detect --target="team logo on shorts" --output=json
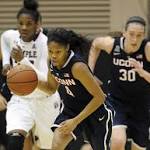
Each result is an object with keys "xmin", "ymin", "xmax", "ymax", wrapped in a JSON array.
[{"xmin": 54, "ymin": 102, "xmax": 59, "ymax": 109}]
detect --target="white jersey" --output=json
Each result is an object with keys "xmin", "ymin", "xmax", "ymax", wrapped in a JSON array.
[
  {"xmin": 1, "ymin": 29, "xmax": 49, "ymax": 99},
  {"xmin": 1, "ymin": 29, "xmax": 61, "ymax": 149}
]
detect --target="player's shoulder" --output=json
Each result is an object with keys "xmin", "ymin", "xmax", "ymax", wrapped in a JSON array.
[
  {"xmin": 2, "ymin": 29, "xmax": 19, "ymax": 36},
  {"xmin": 94, "ymin": 36, "xmax": 114, "ymax": 44},
  {"xmin": 145, "ymin": 39, "xmax": 150, "ymax": 47},
  {"xmin": 143, "ymin": 39, "xmax": 150, "ymax": 53},
  {"xmin": 35, "ymin": 32, "xmax": 48, "ymax": 51},
  {"xmin": 92, "ymin": 36, "xmax": 115, "ymax": 53},
  {"xmin": 1, "ymin": 29, "xmax": 19, "ymax": 39},
  {"xmin": 36, "ymin": 31, "xmax": 48, "ymax": 42},
  {"xmin": 144, "ymin": 39, "xmax": 150, "ymax": 61}
]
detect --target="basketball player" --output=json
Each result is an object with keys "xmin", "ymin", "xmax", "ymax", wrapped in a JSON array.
[
  {"xmin": 38, "ymin": 28, "xmax": 113, "ymax": 150},
  {"xmin": 0, "ymin": 46, "xmax": 33, "ymax": 150},
  {"xmin": 1, "ymin": 0, "xmax": 61, "ymax": 149},
  {"xmin": 88, "ymin": 16, "xmax": 150, "ymax": 150}
]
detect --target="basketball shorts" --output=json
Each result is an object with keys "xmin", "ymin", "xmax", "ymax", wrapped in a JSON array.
[
  {"xmin": 6, "ymin": 91, "xmax": 61, "ymax": 149},
  {"xmin": 108, "ymin": 95, "xmax": 150, "ymax": 148},
  {"xmin": 51, "ymin": 103, "xmax": 113, "ymax": 150}
]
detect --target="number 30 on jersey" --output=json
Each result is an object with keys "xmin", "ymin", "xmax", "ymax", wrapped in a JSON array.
[{"xmin": 119, "ymin": 69, "xmax": 136, "ymax": 82}]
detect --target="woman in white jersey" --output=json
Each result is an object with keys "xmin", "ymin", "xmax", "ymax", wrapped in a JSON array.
[{"xmin": 1, "ymin": 0, "xmax": 61, "ymax": 149}]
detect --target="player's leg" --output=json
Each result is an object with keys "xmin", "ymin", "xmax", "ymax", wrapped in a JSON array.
[
  {"xmin": 7, "ymin": 130, "xmax": 26, "ymax": 150},
  {"xmin": 111, "ymin": 126, "xmax": 127, "ymax": 150},
  {"xmin": 32, "ymin": 91, "xmax": 61, "ymax": 149},
  {"xmin": 128, "ymin": 101, "xmax": 149, "ymax": 150},
  {"xmin": 32, "ymin": 144, "xmax": 40, "ymax": 150},
  {"xmin": 131, "ymin": 142, "xmax": 146, "ymax": 150},
  {"xmin": 86, "ymin": 104, "xmax": 113, "ymax": 150},
  {"xmin": 80, "ymin": 142, "xmax": 93, "ymax": 150},
  {"xmin": 65, "ymin": 134, "xmax": 85, "ymax": 150},
  {"xmin": 51, "ymin": 111, "xmax": 83, "ymax": 150},
  {"xmin": 7, "ymin": 130, "xmax": 36, "ymax": 150},
  {"xmin": 52, "ymin": 127, "xmax": 73, "ymax": 150},
  {"xmin": 107, "ymin": 96, "xmax": 128, "ymax": 150},
  {"xmin": 6, "ymin": 96, "xmax": 34, "ymax": 150},
  {"xmin": 129, "ymin": 120, "xmax": 148, "ymax": 150},
  {"xmin": 23, "ymin": 133, "xmax": 33, "ymax": 150}
]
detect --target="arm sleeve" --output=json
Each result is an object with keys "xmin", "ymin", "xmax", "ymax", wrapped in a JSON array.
[
  {"xmin": 20, "ymin": 57, "xmax": 47, "ymax": 81},
  {"xmin": 1, "ymin": 31, "xmax": 11, "ymax": 66},
  {"xmin": 37, "ymin": 40, "xmax": 49, "ymax": 78}
]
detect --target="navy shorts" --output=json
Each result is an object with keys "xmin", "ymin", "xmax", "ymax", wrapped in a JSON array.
[
  {"xmin": 51, "ymin": 103, "xmax": 113, "ymax": 150},
  {"xmin": 108, "ymin": 95, "xmax": 150, "ymax": 148}
]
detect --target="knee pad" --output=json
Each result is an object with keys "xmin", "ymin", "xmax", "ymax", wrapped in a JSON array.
[{"xmin": 7, "ymin": 132, "xmax": 25, "ymax": 150}]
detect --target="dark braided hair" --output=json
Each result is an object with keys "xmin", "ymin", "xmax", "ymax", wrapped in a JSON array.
[
  {"xmin": 47, "ymin": 28, "xmax": 91, "ymax": 60},
  {"xmin": 17, "ymin": 0, "xmax": 40, "ymax": 23}
]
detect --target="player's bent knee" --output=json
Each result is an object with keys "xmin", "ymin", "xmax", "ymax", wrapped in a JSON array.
[
  {"xmin": 111, "ymin": 136, "xmax": 126, "ymax": 149},
  {"xmin": 52, "ymin": 139, "xmax": 63, "ymax": 150},
  {"xmin": 7, "ymin": 132, "xmax": 25, "ymax": 150},
  {"xmin": 111, "ymin": 139, "xmax": 126, "ymax": 150},
  {"xmin": 52, "ymin": 129, "xmax": 73, "ymax": 150}
]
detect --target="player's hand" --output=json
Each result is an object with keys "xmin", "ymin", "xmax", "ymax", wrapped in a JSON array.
[
  {"xmin": 2, "ymin": 64, "xmax": 12, "ymax": 76},
  {"xmin": 129, "ymin": 58, "xmax": 144, "ymax": 77},
  {"xmin": 0, "ymin": 94, "xmax": 7, "ymax": 111},
  {"xmin": 58, "ymin": 119, "xmax": 78, "ymax": 135},
  {"xmin": 11, "ymin": 45, "xmax": 24, "ymax": 62}
]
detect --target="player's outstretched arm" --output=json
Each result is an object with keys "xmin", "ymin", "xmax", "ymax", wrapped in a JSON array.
[
  {"xmin": 88, "ymin": 36, "xmax": 114, "ymax": 72},
  {"xmin": 58, "ymin": 62, "xmax": 106, "ymax": 135},
  {"xmin": 38, "ymin": 70, "xmax": 59, "ymax": 95},
  {"xmin": 72, "ymin": 62, "xmax": 106, "ymax": 124}
]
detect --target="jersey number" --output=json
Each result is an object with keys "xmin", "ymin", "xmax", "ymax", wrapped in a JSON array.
[
  {"xmin": 64, "ymin": 86, "xmax": 75, "ymax": 97},
  {"xmin": 119, "ymin": 69, "xmax": 136, "ymax": 82}
]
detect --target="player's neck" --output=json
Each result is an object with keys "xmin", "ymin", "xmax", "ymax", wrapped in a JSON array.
[{"xmin": 123, "ymin": 39, "xmax": 139, "ymax": 54}]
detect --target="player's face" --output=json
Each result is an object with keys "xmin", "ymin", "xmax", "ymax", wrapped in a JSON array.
[
  {"xmin": 17, "ymin": 14, "xmax": 38, "ymax": 42},
  {"xmin": 48, "ymin": 41, "xmax": 69, "ymax": 69},
  {"xmin": 123, "ymin": 23, "xmax": 145, "ymax": 53}
]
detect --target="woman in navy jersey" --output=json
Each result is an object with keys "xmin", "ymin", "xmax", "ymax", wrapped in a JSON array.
[
  {"xmin": 38, "ymin": 28, "xmax": 113, "ymax": 150},
  {"xmin": 88, "ymin": 16, "xmax": 150, "ymax": 150}
]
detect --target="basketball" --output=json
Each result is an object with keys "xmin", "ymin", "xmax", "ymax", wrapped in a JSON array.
[{"xmin": 7, "ymin": 64, "xmax": 38, "ymax": 96}]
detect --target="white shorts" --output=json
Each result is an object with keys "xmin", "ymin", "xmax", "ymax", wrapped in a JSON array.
[{"xmin": 6, "ymin": 91, "xmax": 61, "ymax": 149}]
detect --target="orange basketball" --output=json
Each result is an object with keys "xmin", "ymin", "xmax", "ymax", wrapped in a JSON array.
[{"xmin": 7, "ymin": 64, "xmax": 38, "ymax": 96}]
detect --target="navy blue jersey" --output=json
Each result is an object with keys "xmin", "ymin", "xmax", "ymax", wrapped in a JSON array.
[
  {"xmin": 109, "ymin": 37, "xmax": 150, "ymax": 102},
  {"xmin": 50, "ymin": 51, "xmax": 93, "ymax": 115}
]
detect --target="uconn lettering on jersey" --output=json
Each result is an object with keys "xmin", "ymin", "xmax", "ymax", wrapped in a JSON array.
[
  {"xmin": 113, "ymin": 58, "xmax": 143, "ymax": 67},
  {"xmin": 54, "ymin": 76, "xmax": 76, "ymax": 97},
  {"xmin": 54, "ymin": 76, "xmax": 76, "ymax": 86},
  {"xmin": 113, "ymin": 58, "xmax": 143, "ymax": 82}
]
